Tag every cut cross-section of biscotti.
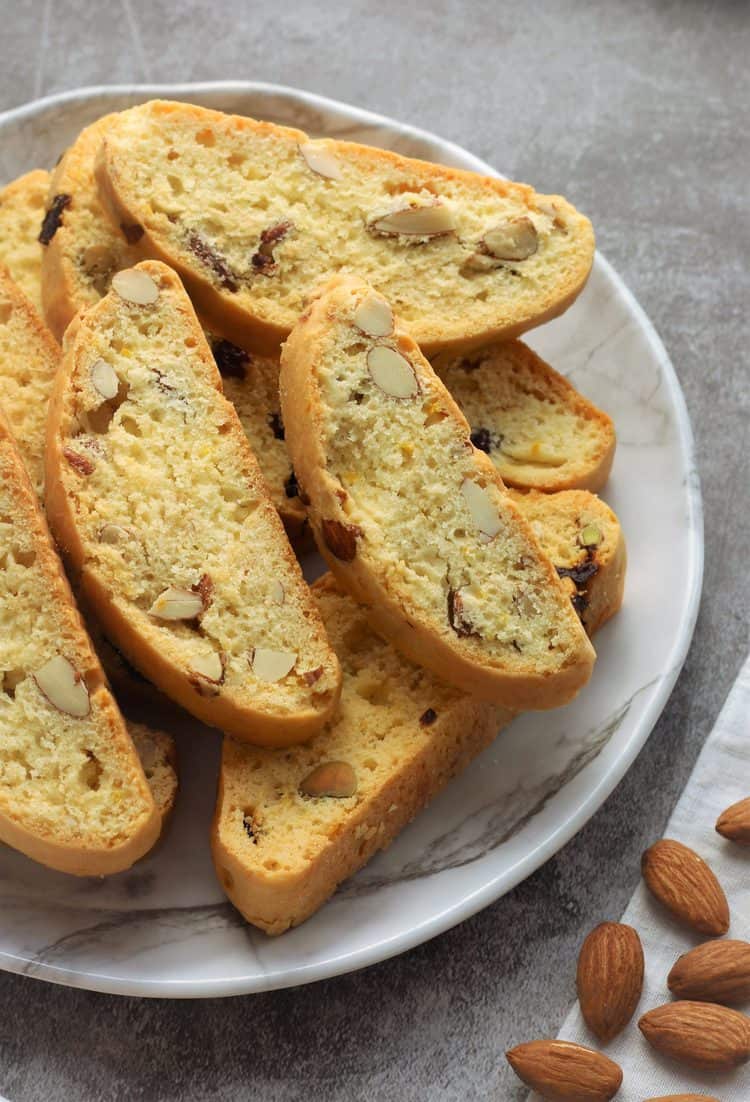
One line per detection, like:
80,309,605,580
208,337,308,545
0,169,48,313
129,722,178,823
510,489,626,636
0,264,60,497
95,99,594,355
40,114,140,340
431,340,615,493
0,407,160,875
280,275,595,710
45,260,341,745
213,574,512,935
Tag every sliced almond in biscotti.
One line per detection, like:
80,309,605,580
431,340,616,493
45,260,341,746
279,275,595,710
0,169,49,314
94,99,594,355
40,113,142,340
0,406,160,875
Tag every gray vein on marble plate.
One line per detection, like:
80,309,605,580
340,676,663,897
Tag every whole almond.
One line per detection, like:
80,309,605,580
716,796,750,844
505,1039,622,1101
639,1000,750,1069
668,938,750,1004
644,1096,721,1101
576,922,644,1042
641,839,729,935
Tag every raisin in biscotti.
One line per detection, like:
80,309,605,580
510,489,626,636
0,169,49,313
432,340,615,493
95,100,594,355
45,261,341,746
40,115,141,340
0,407,160,875
213,574,512,935
213,490,625,934
280,275,595,710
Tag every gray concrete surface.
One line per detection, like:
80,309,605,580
0,1,748,1098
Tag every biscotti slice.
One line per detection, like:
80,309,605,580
431,340,615,492
510,489,626,636
129,722,178,822
45,260,341,745
40,114,141,340
0,169,48,313
95,99,594,355
280,275,595,710
0,264,60,496
213,574,512,935
0,407,160,875
208,337,308,544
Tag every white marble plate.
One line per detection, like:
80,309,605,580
0,82,702,997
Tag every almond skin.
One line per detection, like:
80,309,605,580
716,796,750,844
576,922,644,1042
505,1039,622,1101
668,938,750,1004
638,1000,750,1069
644,1095,721,1101
641,839,730,935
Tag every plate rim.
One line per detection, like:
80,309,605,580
0,79,704,998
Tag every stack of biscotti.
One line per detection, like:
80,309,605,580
1,100,625,922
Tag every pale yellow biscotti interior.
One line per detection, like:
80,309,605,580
53,262,338,722
0,170,48,313
214,576,505,933
0,431,155,855
292,278,590,677
98,100,594,345
432,340,615,493
129,722,177,821
0,265,60,497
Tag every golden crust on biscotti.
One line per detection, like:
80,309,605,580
0,169,49,313
432,340,616,493
212,574,510,935
510,488,626,637
45,260,341,746
40,114,140,341
279,274,595,711
94,99,594,356
0,407,160,876
0,264,60,496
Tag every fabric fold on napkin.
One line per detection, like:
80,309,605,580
529,652,750,1101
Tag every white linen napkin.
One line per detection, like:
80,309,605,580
528,652,750,1101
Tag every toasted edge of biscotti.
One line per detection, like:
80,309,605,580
45,260,341,746
279,274,595,711
432,339,616,493
95,99,594,356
